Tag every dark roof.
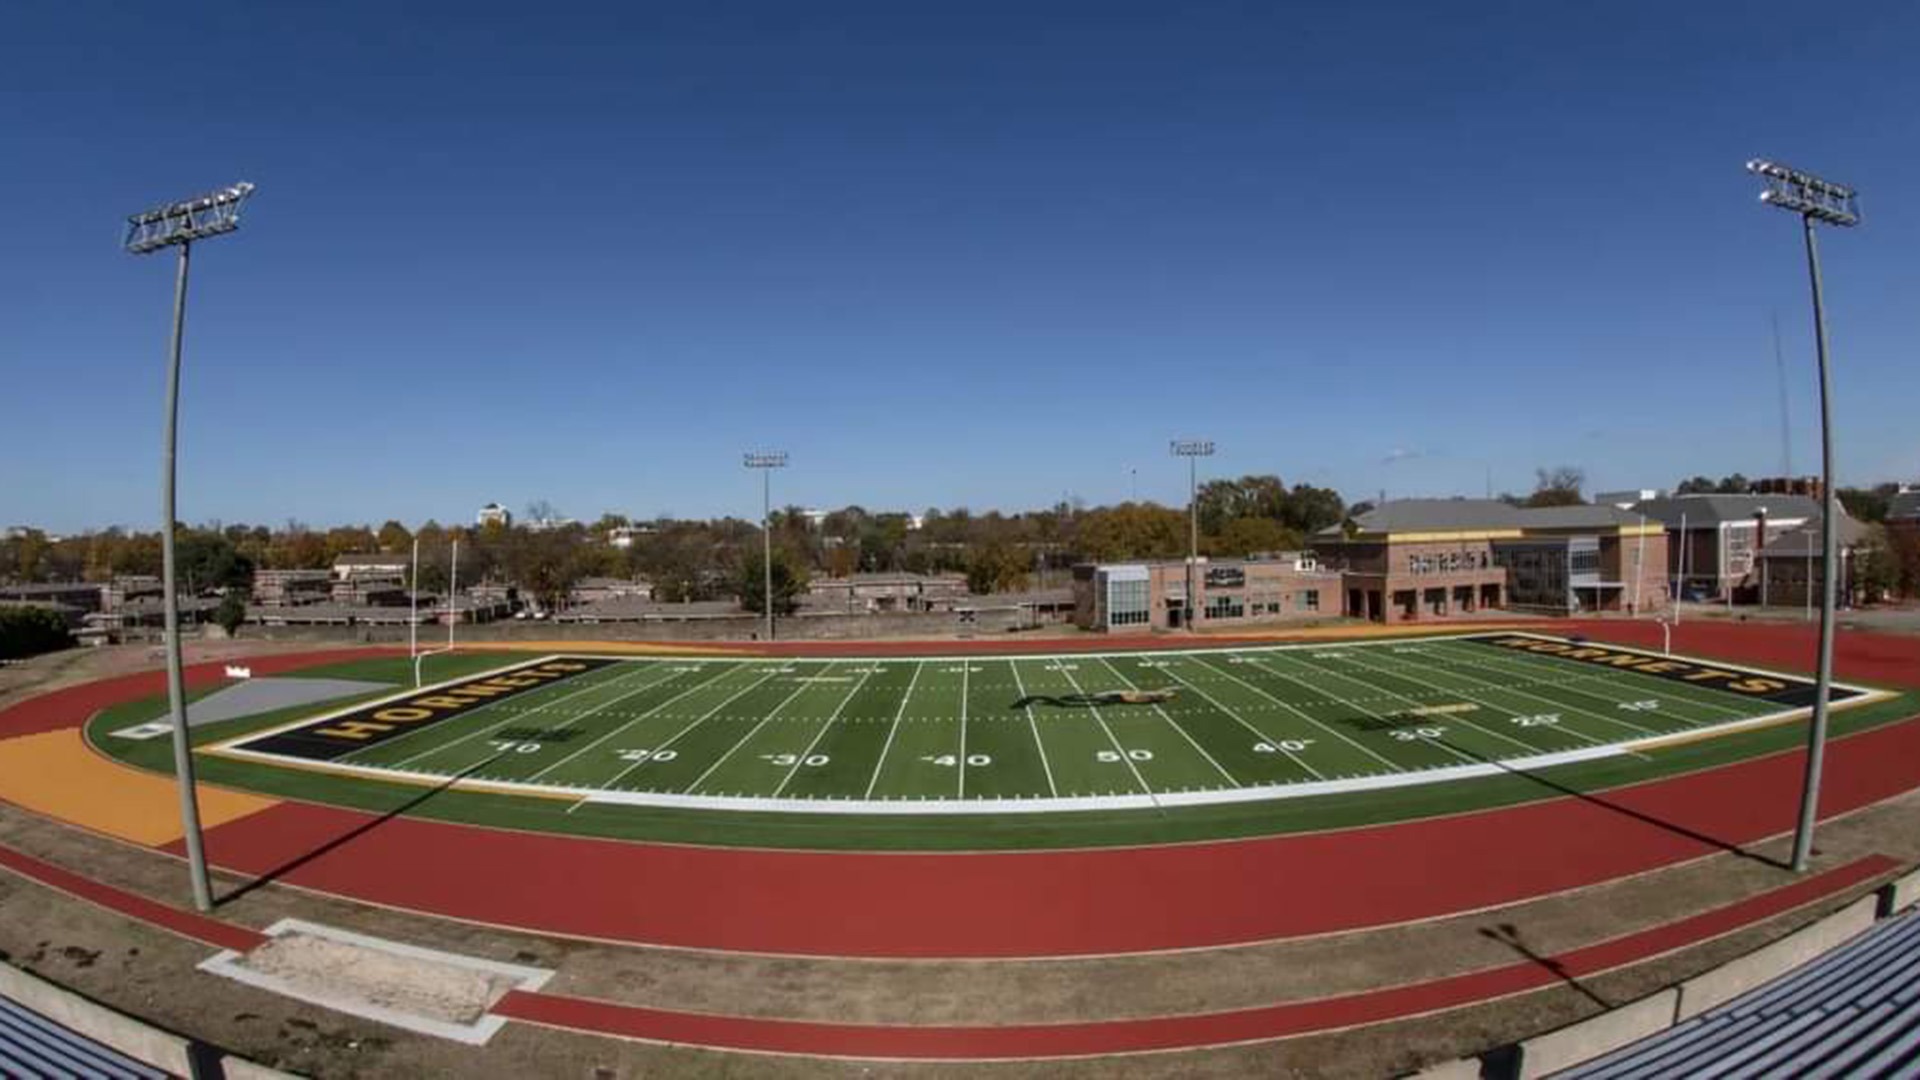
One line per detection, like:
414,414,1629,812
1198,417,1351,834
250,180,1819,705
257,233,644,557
1759,517,1870,557
1890,490,1920,521
1516,505,1648,529
1634,493,1822,527
1336,499,1527,534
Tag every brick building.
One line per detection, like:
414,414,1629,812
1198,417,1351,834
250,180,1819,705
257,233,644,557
1633,494,1820,601
1494,505,1669,615
1311,500,1515,622
1072,553,1341,632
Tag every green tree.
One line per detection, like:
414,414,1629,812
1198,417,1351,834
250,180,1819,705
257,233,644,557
965,544,1030,594
214,591,248,636
1211,516,1300,557
376,520,413,552
0,607,71,659
738,546,810,615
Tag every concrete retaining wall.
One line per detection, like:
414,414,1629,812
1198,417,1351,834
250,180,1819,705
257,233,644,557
1514,987,1678,1079
1673,894,1877,1020
0,961,294,1079
0,961,195,1074
1884,865,1920,915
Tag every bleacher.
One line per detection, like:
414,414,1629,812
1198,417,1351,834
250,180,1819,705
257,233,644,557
0,993,167,1079
1559,906,1920,1077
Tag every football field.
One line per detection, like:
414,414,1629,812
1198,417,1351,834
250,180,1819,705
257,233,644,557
212,633,1874,814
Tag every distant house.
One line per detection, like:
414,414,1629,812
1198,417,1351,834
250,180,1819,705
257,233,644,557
1755,516,1869,608
476,502,512,528
804,572,968,614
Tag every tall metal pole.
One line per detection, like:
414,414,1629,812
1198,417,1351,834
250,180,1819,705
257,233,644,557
410,536,420,686
763,467,774,641
1187,454,1199,631
448,538,459,651
1791,215,1841,873
158,241,213,913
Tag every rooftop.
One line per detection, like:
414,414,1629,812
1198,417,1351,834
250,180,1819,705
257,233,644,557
1634,493,1823,527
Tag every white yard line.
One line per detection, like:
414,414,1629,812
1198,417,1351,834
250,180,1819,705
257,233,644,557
525,663,741,782
1007,660,1059,798
862,661,925,799
678,664,842,795
384,664,667,768
958,660,971,798
1053,662,1158,803
1337,648,1625,754
1191,654,1407,771
773,669,875,797
1256,649,1540,757
1151,658,1326,781
593,667,789,791
1096,657,1238,785
1426,639,1754,721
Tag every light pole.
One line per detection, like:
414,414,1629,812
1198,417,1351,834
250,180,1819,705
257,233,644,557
1747,158,1860,873
1170,440,1214,631
122,181,256,913
744,452,788,640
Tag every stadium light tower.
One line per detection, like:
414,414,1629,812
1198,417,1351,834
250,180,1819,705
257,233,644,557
1746,158,1860,874
744,452,789,640
1170,440,1215,631
122,181,257,913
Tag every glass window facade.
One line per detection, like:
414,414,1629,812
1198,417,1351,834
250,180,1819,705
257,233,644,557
1104,575,1151,628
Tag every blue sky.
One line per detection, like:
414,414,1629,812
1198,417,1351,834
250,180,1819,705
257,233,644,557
3,2,1917,533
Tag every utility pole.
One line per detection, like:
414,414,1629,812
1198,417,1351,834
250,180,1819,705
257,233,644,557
744,452,789,640
122,182,256,914
1746,157,1861,873
1170,440,1215,631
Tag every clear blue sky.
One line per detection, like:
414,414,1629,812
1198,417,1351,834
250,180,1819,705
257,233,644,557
4,1,1916,534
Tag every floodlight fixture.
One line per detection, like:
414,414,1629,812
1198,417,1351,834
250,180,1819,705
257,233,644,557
1746,157,1860,873
1747,161,1859,227
744,451,790,640
1170,439,1216,632
124,182,256,254
120,181,258,914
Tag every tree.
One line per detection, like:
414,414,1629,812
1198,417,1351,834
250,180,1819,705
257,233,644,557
1211,516,1300,558
1837,484,1899,524
0,606,71,659
1525,466,1586,508
964,544,1029,595
1853,526,1899,605
1675,476,1717,495
1283,484,1346,535
214,591,248,636
738,547,809,616
376,520,413,552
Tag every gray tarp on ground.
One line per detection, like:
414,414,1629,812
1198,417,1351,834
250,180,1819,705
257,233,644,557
111,677,391,739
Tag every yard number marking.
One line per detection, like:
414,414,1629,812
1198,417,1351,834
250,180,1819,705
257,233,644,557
615,748,678,763
489,740,542,754
1254,739,1316,753
920,754,992,767
1510,714,1561,727
1390,727,1446,741
762,753,830,767
1618,700,1661,712
1096,749,1154,762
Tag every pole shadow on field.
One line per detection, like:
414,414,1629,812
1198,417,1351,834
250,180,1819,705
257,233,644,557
214,755,496,908
1435,737,1789,871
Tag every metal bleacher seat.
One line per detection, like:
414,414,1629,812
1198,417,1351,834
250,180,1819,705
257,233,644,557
1558,907,1920,1078
0,992,168,1080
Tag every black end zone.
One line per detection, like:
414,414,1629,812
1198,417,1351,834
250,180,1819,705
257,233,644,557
234,656,622,762
1454,634,1862,709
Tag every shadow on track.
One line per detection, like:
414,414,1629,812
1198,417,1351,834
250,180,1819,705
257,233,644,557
213,754,500,908
1437,737,1789,871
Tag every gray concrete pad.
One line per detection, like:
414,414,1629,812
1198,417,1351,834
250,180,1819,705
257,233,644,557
110,677,390,740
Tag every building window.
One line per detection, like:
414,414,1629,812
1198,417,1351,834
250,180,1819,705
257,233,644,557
1297,589,1319,611
1204,594,1245,620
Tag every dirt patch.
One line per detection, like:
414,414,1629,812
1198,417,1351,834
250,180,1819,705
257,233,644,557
232,929,522,1026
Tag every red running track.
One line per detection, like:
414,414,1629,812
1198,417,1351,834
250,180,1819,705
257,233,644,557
6,621,1919,958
